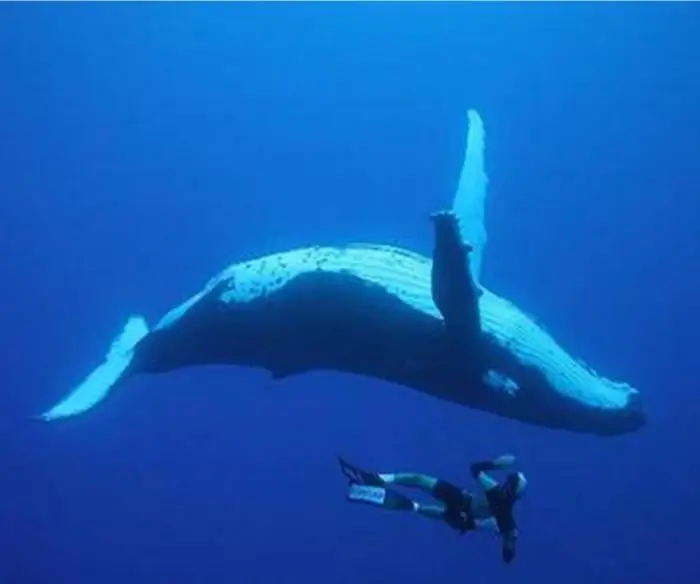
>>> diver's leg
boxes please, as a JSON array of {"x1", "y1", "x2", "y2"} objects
[
  {"x1": 339, "y1": 459, "x2": 446, "y2": 498},
  {"x1": 379, "y1": 472, "x2": 439, "y2": 493},
  {"x1": 414, "y1": 504, "x2": 448, "y2": 521},
  {"x1": 346, "y1": 484, "x2": 449, "y2": 523},
  {"x1": 451, "y1": 110, "x2": 488, "y2": 286},
  {"x1": 347, "y1": 484, "x2": 416, "y2": 511},
  {"x1": 380, "y1": 473, "x2": 470, "y2": 517},
  {"x1": 381, "y1": 472, "x2": 476, "y2": 533},
  {"x1": 339, "y1": 458, "x2": 439, "y2": 493}
]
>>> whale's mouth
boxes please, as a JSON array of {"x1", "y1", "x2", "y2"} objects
[
  {"x1": 614, "y1": 389, "x2": 647, "y2": 433},
  {"x1": 566, "y1": 388, "x2": 646, "y2": 436},
  {"x1": 590, "y1": 379, "x2": 646, "y2": 435}
]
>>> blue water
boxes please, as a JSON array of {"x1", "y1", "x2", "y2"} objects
[{"x1": 2, "y1": 3, "x2": 699, "y2": 583}]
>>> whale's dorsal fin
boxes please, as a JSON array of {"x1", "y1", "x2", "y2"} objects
[{"x1": 451, "y1": 110, "x2": 488, "y2": 287}]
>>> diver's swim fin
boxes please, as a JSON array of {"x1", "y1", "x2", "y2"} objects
[
  {"x1": 347, "y1": 484, "x2": 415, "y2": 511},
  {"x1": 338, "y1": 457, "x2": 384, "y2": 487}
]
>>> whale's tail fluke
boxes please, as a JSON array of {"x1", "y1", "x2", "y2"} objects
[{"x1": 39, "y1": 315, "x2": 149, "y2": 421}]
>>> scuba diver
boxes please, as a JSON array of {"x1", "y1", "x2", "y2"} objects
[{"x1": 338, "y1": 454, "x2": 527, "y2": 564}]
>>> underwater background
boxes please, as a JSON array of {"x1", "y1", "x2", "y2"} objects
[{"x1": 1, "y1": 2, "x2": 699, "y2": 583}]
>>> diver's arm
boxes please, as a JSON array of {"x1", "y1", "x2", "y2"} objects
[
  {"x1": 475, "y1": 518, "x2": 518, "y2": 560},
  {"x1": 470, "y1": 455, "x2": 515, "y2": 491},
  {"x1": 501, "y1": 529, "x2": 518, "y2": 564}
]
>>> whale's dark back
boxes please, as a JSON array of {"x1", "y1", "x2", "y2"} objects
[{"x1": 133, "y1": 270, "x2": 452, "y2": 390}]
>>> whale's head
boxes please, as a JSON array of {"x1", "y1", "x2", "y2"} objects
[
  {"x1": 534, "y1": 368, "x2": 646, "y2": 436},
  {"x1": 589, "y1": 380, "x2": 646, "y2": 435},
  {"x1": 479, "y1": 290, "x2": 646, "y2": 436},
  {"x1": 624, "y1": 389, "x2": 647, "y2": 430},
  {"x1": 482, "y1": 359, "x2": 646, "y2": 436}
]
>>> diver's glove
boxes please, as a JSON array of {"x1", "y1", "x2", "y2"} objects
[{"x1": 470, "y1": 454, "x2": 515, "y2": 478}]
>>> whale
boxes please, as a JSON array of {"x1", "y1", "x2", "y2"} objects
[{"x1": 40, "y1": 110, "x2": 645, "y2": 436}]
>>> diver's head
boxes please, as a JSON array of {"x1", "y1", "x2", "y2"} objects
[{"x1": 506, "y1": 472, "x2": 528, "y2": 499}]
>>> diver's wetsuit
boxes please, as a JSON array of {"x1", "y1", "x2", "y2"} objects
[
  {"x1": 430, "y1": 478, "x2": 477, "y2": 533},
  {"x1": 470, "y1": 460, "x2": 520, "y2": 563},
  {"x1": 431, "y1": 468, "x2": 519, "y2": 550}
]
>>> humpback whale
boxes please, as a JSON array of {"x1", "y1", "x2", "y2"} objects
[{"x1": 40, "y1": 110, "x2": 645, "y2": 436}]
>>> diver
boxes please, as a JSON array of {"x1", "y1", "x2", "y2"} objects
[{"x1": 338, "y1": 454, "x2": 527, "y2": 564}]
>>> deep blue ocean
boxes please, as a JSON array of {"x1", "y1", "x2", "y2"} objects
[{"x1": 2, "y1": 3, "x2": 699, "y2": 583}]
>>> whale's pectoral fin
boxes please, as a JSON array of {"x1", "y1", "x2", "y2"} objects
[
  {"x1": 39, "y1": 316, "x2": 149, "y2": 421},
  {"x1": 451, "y1": 109, "x2": 488, "y2": 287},
  {"x1": 430, "y1": 210, "x2": 482, "y2": 353}
]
